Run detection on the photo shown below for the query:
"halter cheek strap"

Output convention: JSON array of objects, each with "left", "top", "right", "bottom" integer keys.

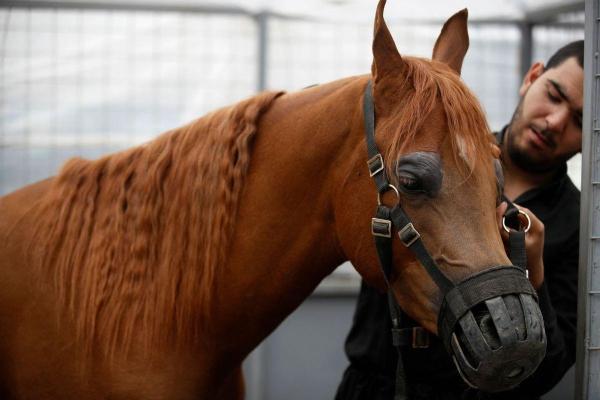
[
  {"left": 501, "top": 195, "right": 530, "bottom": 274},
  {"left": 364, "top": 80, "right": 440, "bottom": 400},
  {"left": 364, "top": 80, "right": 458, "bottom": 291}
]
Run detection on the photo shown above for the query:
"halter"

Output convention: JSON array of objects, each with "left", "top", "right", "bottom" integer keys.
[{"left": 362, "top": 80, "right": 544, "bottom": 398}]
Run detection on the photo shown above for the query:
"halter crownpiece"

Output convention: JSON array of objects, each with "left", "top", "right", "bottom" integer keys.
[{"left": 362, "top": 80, "right": 546, "bottom": 395}]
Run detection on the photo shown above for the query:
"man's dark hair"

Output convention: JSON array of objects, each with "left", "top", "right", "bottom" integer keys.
[{"left": 546, "top": 40, "right": 584, "bottom": 69}]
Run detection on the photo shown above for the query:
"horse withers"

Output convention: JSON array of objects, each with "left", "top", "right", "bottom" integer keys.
[{"left": 0, "top": 0, "right": 545, "bottom": 398}]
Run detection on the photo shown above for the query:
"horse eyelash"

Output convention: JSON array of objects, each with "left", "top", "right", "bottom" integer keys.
[{"left": 398, "top": 175, "right": 417, "bottom": 188}]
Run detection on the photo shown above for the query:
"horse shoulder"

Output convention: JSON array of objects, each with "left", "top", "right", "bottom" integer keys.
[
  {"left": 0, "top": 178, "right": 55, "bottom": 309},
  {"left": 1, "top": 178, "right": 54, "bottom": 244}
]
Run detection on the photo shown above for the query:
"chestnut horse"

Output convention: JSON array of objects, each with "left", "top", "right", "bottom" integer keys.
[{"left": 0, "top": 1, "right": 544, "bottom": 399}]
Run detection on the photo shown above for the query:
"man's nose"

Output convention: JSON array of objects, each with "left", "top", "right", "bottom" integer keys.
[{"left": 545, "top": 104, "right": 570, "bottom": 133}]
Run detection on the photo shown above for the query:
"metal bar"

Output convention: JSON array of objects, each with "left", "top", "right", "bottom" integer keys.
[
  {"left": 1, "top": 0, "right": 253, "bottom": 15},
  {"left": 525, "top": 1, "right": 585, "bottom": 23},
  {"left": 519, "top": 22, "right": 533, "bottom": 81},
  {"left": 256, "top": 11, "right": 268, "bottom": 92},
  {"left": 0, "top": 0, "right": 304, "bottom": 21},
  {"left": 0, "top": 1, "right": 585, "bottom": 27},
  {"left": 575, "top": 1, "right": 600, "bottom": 398}
]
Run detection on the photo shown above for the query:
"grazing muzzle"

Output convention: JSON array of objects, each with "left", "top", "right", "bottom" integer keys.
[{"left": 437, "top": 266, "right": 546, "bottom": 392}]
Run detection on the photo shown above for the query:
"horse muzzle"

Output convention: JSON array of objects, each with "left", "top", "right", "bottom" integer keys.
[{"left": 437, "top": 265, "right": 546, "bottom": 392}]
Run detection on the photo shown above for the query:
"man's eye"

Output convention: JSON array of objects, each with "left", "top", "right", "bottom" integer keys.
[{"left": 547, "top": 91, "right": 561, "bottom": 104}]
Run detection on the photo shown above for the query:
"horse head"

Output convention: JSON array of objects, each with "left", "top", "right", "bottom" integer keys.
[{"left": 334, "top": 0, "right": 545, "bottom": 392}]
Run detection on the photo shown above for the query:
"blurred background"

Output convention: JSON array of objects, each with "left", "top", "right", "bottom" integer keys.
[{"left": 0, "top": 1, "right": 585, "bottom": 399}]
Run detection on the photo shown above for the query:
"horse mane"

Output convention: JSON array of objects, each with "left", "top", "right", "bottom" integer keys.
[
  {"left": 33, "top": 90, "right": 283, "bottom": 359},
  {"left": 385, "top": 56, "right": 493, "bottom": 177}
]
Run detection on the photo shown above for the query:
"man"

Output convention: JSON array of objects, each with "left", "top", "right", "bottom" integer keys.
[{"left": 336, "top": 40, "right": 584, "bottom": 400}]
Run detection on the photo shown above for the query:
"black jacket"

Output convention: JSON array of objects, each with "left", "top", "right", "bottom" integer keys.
[{"left": 335, "top": 131, "right": 580, "bottom": 400}]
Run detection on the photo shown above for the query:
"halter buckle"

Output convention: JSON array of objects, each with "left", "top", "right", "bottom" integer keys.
[
  {"left": 367, "top": 153, "right": 384, "bottom": 177},
  {"left": 372, "top": 218, "right": 392, "bottom": 238},
  {"left": 399, "top": 223, "right": 420, "bottom": 247},
  {"left": 412, "top": 327, "right": 430, "bottom": 348}
]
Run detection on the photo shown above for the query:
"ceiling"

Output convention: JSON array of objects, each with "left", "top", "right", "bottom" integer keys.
[{"left": 8, "top": 0, "right": 585, "bottom": 23}]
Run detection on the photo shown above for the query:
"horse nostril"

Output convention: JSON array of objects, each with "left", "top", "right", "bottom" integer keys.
[
  {"left": 474, "top": 307, "right": 501, "bottom": 349},
  {"left": 506, "top": 366, "right": 524, "bottom": 379}
]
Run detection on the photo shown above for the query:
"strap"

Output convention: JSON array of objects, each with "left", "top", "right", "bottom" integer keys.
[
  {"left": 373, "top": 206, "right": 394, "bottom": 283},
  {"left": 363, "top": 81, "right": 389, "bottom": 193},
  {"left": 389, "top": 205, "right": 455, "bottom": 293},
  {"left": 501, "top": 196, "right": 528, "bottom": 272},
  {"left": 387, "top": 291, "right": 408, "bottom": 400},
  {"left": 509, "top": 231, "right": 527, "bottom": 271},
  {"left": 438, "top": 266, "right": 537, "bottom": 344},
  {"left": 394, "top": 350, "right": 408, "bottom": 400}
]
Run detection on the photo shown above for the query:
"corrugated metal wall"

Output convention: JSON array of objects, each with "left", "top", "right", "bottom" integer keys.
[
  {"left": 576, "top": 1, "right": 600, "bottom": 398},
  {"left": 2, "top": 4, "right": 582, "bottom": 196}
]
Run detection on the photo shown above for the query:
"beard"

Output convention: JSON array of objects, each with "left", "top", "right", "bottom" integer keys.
[{"left": 505, "top": 97, "right": 569, "bottom": 174}]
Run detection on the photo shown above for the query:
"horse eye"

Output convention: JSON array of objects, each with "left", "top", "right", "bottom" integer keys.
[
  {"left": 398, "top": 175, "right": 420, "bottom": 191},
  {"left": 395, "top": 152, "right": 442, "bottom": 197}
]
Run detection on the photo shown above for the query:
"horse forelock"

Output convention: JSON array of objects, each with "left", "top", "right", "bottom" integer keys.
[
  {"left": 34, "top": 90, "right": 283, "bottom": 360},
  {"left": 384, "top": 57, "right": 493, "bottom": 179}
]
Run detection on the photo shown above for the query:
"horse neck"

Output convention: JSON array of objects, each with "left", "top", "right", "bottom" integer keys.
[{"left": 210, "top": 76, "right": 368, "bottom": 358}]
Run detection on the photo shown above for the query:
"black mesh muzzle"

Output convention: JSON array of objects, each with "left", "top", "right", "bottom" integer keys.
[{"left": 438, "top": 266, "right": 546, "bottom": 392}]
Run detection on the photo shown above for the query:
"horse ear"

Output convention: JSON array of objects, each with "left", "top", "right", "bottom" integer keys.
[
  {"left": 371, "top": 0, "right": 406, "bottom": 84},
  {"left": 432, "top": 9, "right": 469, "bottom": 75}
]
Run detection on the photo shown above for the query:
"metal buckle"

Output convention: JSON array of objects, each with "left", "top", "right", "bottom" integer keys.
[
  {"left": 376, "top": 184, "right": 399, "bottom": 206},
  {"left": 412, "top": 327, "right": 430, "bottom": 348},
  {"left": 398, "top": 222, "right": 420, "bottom": 247},
  {"left": 367, "top": 153, "right": 384, "bottom": 177},
  {"left": 502, "top": 209, "right": 531, "bottom": 233},
  {"left": 371, "top": 218, "right": 392, "bottom": 238}
]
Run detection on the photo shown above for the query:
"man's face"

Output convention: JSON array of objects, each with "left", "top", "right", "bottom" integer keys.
[{"left": 507, "top": 57, "right": 583, "bottom": 173}]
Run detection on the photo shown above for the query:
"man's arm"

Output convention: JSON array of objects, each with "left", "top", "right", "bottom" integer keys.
[
  {"left": 517, "top": 231, "right": 579, "bottom": 396},
  {"left": 484, "top": 202, "right": 579, "bottom": 398}
]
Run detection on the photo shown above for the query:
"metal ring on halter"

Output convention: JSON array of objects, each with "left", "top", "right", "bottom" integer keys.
[
  {"left": 377, "top": 184, "right": 400, "bottom": 206},
  {"left": 502, "top": 209, "right": 531, "bottom": 233}
]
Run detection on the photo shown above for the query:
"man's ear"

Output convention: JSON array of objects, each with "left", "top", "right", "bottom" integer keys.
[{"left": 519, "top": 62, "right": 545, "bottom": 96}]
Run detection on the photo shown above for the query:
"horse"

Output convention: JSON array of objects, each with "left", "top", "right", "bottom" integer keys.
[{"left": 0, "top": 1, "right": 546, "bottom": 398}]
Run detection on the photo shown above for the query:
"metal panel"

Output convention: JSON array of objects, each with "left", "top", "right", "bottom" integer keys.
[
  {"left": 243, "top": 292, "right": 358, "bottom": 400},
  {"left": 576, "top": 1, "right": 600, "bottom": 398},
  {"left": 0, "top": 6, "right": 258, "bottom": 194}
]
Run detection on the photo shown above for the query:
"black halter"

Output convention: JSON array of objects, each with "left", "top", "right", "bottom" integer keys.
[{"left": 362, "top": 80, "right": 543, "bottom": 398}]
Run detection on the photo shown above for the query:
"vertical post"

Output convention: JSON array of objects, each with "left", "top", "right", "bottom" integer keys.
[
  {"left": 245, "top": 12, "right": 269, "bottom": 400},
  {"left": 575, "top": 1, "right": 600, "bottom": 399},
  {"left": 256, "top": 11, "right": 268, "bottom": 92},
  {"left": 519, "top": 21, "right": 533, "bottom": 78}
]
